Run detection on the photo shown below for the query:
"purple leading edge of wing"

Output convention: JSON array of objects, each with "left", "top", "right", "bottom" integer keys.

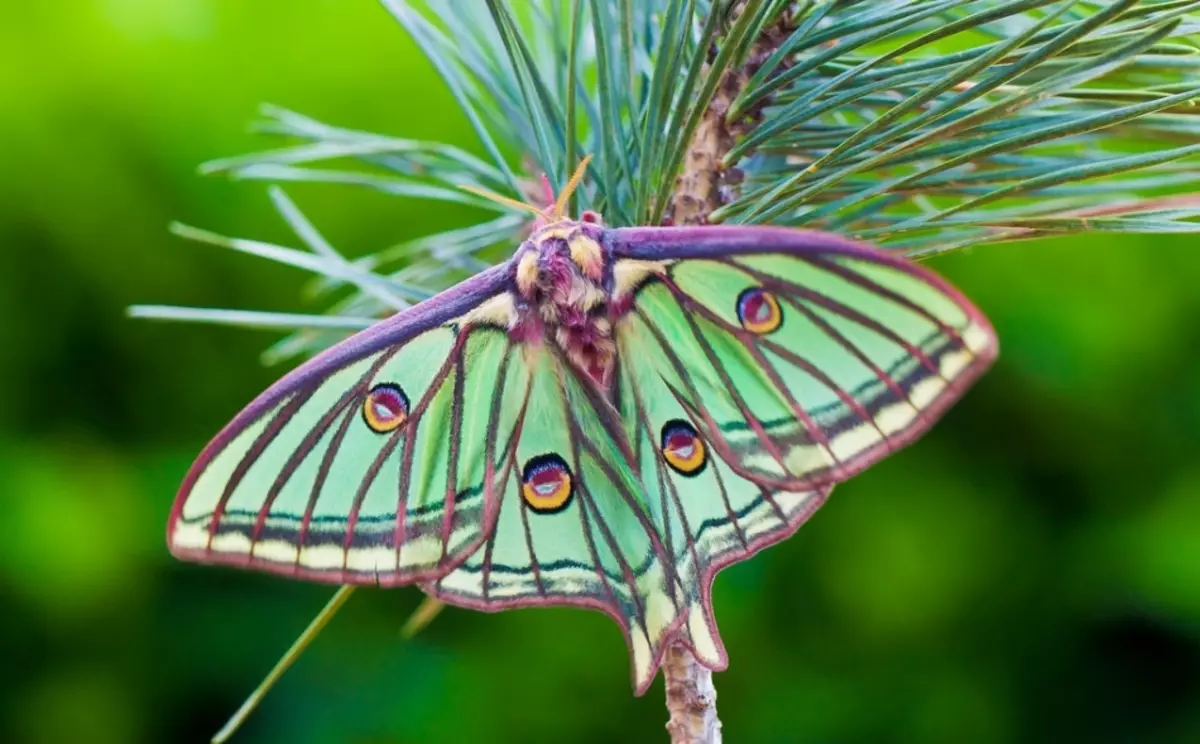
[
  {"left": 166, "top": 260, "right": 515, "bottom": 542},
  {"left": 605, "top": 224, "right": 994, "bottom": 332},
  {"left": 610, "top": 224, "right": 914, "bottom": 262}
]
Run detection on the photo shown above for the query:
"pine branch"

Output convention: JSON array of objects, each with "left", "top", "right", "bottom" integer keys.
[
  {"left": 133, "top": 1, "right": 1200, "bottom": 741},
  {"left": 139, "top": 1, "right": 1200, "bottom": 343},
  {"left": 669, "top": 0, "right": 796, "bottom": 225}
]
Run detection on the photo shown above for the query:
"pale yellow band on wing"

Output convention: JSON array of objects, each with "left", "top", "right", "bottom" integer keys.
[{"left": 173, "top": 519, "right": 480, "bottom": 576}]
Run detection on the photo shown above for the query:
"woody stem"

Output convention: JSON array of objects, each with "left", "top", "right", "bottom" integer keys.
[{"left": 663, "top": 643, "right": 723, "bottom": 744}]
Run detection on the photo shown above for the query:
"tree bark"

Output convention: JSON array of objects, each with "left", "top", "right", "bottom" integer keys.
[{"left": 663, "top": 643, "right": 723, "bottom": 744}]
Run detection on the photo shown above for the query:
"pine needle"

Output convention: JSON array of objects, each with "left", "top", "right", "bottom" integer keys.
[{"left": 211, "top": 586, "right": 356, "bottom": 744}]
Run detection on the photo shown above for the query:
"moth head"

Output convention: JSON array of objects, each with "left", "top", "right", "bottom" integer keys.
[{"left": 516, "top": 222, "right": 608, "bottom": 301}]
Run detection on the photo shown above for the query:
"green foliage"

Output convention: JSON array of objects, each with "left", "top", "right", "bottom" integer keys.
[
  {"left": 166, "top": 2, "right": 1200, "bottom": 284},
  {"left": 7, "top": 2, "right": 1200, "bottom": 743}
]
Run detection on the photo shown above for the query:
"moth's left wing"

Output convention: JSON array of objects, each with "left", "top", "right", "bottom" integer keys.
[{"left": 605, "top": 226, "right": 997, "bottom": 491}]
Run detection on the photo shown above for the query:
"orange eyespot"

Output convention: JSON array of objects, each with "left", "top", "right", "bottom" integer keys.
[
  {"left": 362, "top": 383, "right": 409, "bottom": 433},
  {"left": 521, "top": 454, "right": 574, "bottom": 513},
  {"left": 661, "top": 420, "right": 707, "bottom": 477},
  {"left": 737, "top": 288, "right": 782, "bottom": 334}
]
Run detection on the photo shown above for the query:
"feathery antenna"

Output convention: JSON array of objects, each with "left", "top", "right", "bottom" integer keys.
[
  {"left": 554, "top": 154, "right": 593, "bottom": 221},
  {"left": 460, "top": 154, "right": 594, "bottom": 222}
]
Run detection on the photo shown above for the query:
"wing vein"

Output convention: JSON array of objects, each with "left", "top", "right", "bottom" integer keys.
[
  {"left": 438, "top": 354, "right": 468, "bottom": 567},
  {"left": 802, "top": 255, "right": 971, "bottom": 351},
  {"left": 291, "top": 405, "right": 357, "bottom": 557},
  {"left": 731, "top": 259, "right": 942, "bottom": 376},
  {"left": 632, "top": 308, "right": 778, "bottom": 484},
  {"left": 207, "top": 392, "right": 309, "bottom": 547},
  {"left": 392, "top": 328, "right": 473, "bottom": 574},
  {"left": 665, "top": 285, "right": 793, "bottom": 478}
]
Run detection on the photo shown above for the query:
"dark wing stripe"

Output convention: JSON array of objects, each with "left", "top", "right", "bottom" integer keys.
[
  {"left": 657, "top": 458, "right": 703, "bottom": 601},
  {"left": 579, "top": 479, "right": 649, "bottom": 631},
  {"left": 709, "top": 460, "right": 749, "bottom": 551},
  {"left": 678, "top": 296, "right": 878, "bottom": 437},
  {"left": 633, "top": 308, "right": 781, "bottom": 485},
  {"left": 731, "top": 335, "right": 841, "bottom": 464},
  {"left": 657, "top": 375, "right": 793, "bottom": 489},
  {"left": 303, "top": 405, "right": 358, "bottom": 555},
  {"left": 257, "top": 348, "right": 398, "bottom": 552},
  {"left": 252, "top": 395, "right": 356, "bottom": 546},
  {"left": 478, "top": 427, "right": 521, "bottom": 598},
  {"left": 561, "top": 378, "right": 657, "bottom": 623},
  {"left": 654, "top": 459, "right": 677, "bottom": 567},
  {"left": 515, "top": 462, "right": 547, "bottom": 597},
  {"left": 756, "top": 337, "right": 877, "bottom": 427},
  {"left": 617, "top": 369, "right": 673, "bottom": 564},
  {"left": 341, "top": 424, "right": 405, "bottom": 557},
  {"left": 488, "top": 366, "right": 540, "bottom": 594},
  {"left": 482, "top": 344, "right": 515, "bottom": 522},
  {"left": 390, "top": 332, "right": 469, "bottom": 572},
  {"left": 639, "top": 400, "right": 677, "bottom": 570},
  {"left": 774, "top": 293, "right": 907, "bottom": 442},
  {"left": 393, "top": 408, "right": 420, "bottom": 570},
  {"left": 561, "top": 370, "right": 677, "bottom": 582},
  {"left": 571, "top": 471, "right": 625, "bottom": 621},
  {"left": 298, "top": 405, "right": 361, "bottom": 550},
  {"left": 624, "top": 367, "right": 687, "bottom": 610},
  {"left": 578, "top": 434, "right": 679, "bottom": 592},
  {"left": 478, "top": 498, "right": 500, "bottom": 599},
  {"left": 653, "top": 284, "right": 871, "bottom": 485},
  {"left": 475, "top": 340, "right": 518, "bottom": 599},
  {"left": 170, "top": 263, "right": 519, "bottom": 584},
  {"left": 295, "top": 404, "right": 357, "bottom": 552}
]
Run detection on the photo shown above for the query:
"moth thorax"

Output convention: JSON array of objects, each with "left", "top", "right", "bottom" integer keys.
[
  {"left": 515, "top": 222, "right": 606, "bottom": 298},
  {"left": 541, "top": 261, "right": 613, "bottom": 388},
  {"left": 511, "top": 221, "right": 615, "bottom": 387},
  {"left": 557, "top": 319, "right": 616, "bottom": 390}
]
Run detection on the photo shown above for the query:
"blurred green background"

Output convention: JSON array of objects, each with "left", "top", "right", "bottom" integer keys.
[{"left": 4, "top": 2, "right": 1200, "bottom": 743}]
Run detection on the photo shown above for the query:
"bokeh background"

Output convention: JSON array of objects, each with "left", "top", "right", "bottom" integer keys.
[{"left": 4, "top": 3, "right": 1200, "bottom": 743}]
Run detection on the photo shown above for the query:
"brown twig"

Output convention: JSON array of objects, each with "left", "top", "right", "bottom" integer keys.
[
  {"left": 662, "top": 4, "right": 796, "bottom": 742},
  {"left": 668, "top": 3, "right": 796, "bottom": 227},
  {"left": 663, "top": 644, "right": 723, "bottom": 744}
]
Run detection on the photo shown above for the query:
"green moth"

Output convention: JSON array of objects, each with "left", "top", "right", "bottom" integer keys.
[{"left": 168, "top": 168, "right": 997, "bottom": 700}]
